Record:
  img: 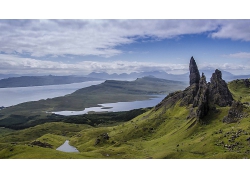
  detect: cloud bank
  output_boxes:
[1,20,250,75]
[0,20,250,58]
[227,52,250,59]
[1,54,249,75]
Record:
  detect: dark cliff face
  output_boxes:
[193,73,209,119]
[189,56,200,86]
[209,69,233,107]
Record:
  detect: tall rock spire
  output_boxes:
[189,56,200,85]
[155,57,234,122]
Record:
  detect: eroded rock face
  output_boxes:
[189,56,200,86]
[193,73,209,119]
[209,69,233,107]
[180,83,199,106]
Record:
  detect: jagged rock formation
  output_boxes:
[189,56,200,85]
[193,73,209,119]
[223,101,244,123]
[209,69,233,107]
[155,56,234,122]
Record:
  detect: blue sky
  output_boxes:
[0,19,250,75]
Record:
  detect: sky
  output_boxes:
[0,19,250,75]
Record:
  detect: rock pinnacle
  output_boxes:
[189,56,200,86]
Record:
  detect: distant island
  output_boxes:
[0,75,101,88]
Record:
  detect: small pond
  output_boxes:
[56,140,79,153]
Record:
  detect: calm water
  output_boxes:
[0,81,104,107]
[53,95,166,116]
[56,140,79,153]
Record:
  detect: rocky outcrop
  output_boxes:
[223,101,244,123]
[155,56,234,122]
[209,69,233,107]
[189,56,200,86]
[155,83,199,110]
[95,133,110,145]
[180,83,199,106]
[30,140,53,148]
[155,57,202,111]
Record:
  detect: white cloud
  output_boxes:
[1,20,250,75]
[1,20,250,58]
[0,54,189,75]
[199,62,250,74]
[0,20,250,57]
[226,52,250,59]
[1,54,250,75]
[211,20,250,41]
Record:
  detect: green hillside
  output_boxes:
[0,57,249,159]
[0,78,249,159]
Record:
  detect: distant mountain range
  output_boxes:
[0,74,21,80]
[87,70,250,82]
[0,75,101,88]
[87,71,190,81]
[0,70,249,88]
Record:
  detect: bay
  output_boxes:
[0,81,104,107]
[53,95,166,116]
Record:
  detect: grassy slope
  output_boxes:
[0,122,93,158]
[0,79,249,159]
